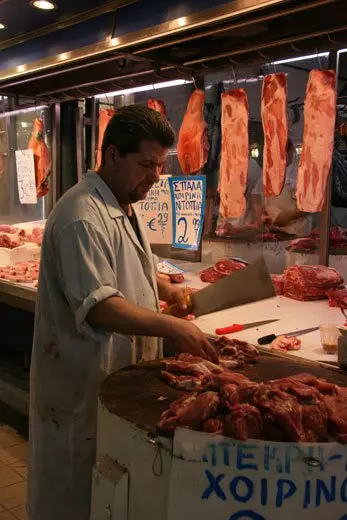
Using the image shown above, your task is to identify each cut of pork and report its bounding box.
[296,70,337,212]
[261,73,288,197]
[177,90,209,174]
[219,89,249,218]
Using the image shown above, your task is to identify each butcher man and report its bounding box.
[28,105,217,520]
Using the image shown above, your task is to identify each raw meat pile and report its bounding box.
[200,258,247,283]
[219,89,249,218]
[147,99,167,117]
[270,335,301,352]
[283,265,343,301]
[0,225,43,249]
[326,288,347,309]
[271,274,284,295]
[261,73,288,197]
[177,90,209,174]
[158,371,347,444]
[28,118,51,198]
[287,226,347,252]
[215,219,259,239]
[161,337,259,392]
[0,260,39,284]
[296,70,337,212]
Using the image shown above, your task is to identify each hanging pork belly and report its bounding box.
[261,73,288,197]
[218,89,249,219]
[96,109,116,169]
[177,89,209,174]
[28,118,51,198]
[147,99,167,117]
[296,69,337,212]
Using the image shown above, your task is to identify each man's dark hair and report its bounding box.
[101,104,175,163]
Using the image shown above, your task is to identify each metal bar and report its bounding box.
[6,96,17,213]
[37,68,157,97]
[51,103,61,204]
[183,23,347,66]
[90,98,98,171]
[0,54,128,90]
[0,0,325,84]
[76,105,84,182]
[318,50,339,265]
[0,0,136,53]
[134,0,337,57]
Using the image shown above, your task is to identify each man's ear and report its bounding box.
[105,144,120,165]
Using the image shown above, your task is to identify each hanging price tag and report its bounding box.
[169,175,206,251]
[15,149,37,205]
[136,176,173,244]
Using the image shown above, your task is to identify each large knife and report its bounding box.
[164,257,275,318]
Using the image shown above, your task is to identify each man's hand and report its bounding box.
[156,276,192,317]
[171,320,219,364]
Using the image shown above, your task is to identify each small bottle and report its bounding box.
[337,326,347,370]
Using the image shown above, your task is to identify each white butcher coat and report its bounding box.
[28,171,161,520]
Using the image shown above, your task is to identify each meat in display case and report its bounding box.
[0,106,51,296]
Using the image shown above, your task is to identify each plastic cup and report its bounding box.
[320,324,339,354]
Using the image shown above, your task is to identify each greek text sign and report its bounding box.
[168,429,347,520]
[136,176,172,244]
[169,175,205,251]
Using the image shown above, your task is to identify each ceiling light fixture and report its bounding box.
[30,0,57,10]
[272,52,329,66]
[0,23,7,30]
[95,79,192,99]
[0,105,48,120]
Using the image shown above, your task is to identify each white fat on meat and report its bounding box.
[296,70,337,212]
[219,89,249,218]
[261,73,288,197]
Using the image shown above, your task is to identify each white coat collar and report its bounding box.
[86,170,124,220]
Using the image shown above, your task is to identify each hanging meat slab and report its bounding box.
[147,99,167,117]
[96,109,116,169]
[261,73,288,197]
[177,90,209,174]
[296,69,337,212]
[218,89,249,218]
[28,119,51,198]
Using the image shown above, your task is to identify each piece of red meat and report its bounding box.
[168,273,185,283]
[202,372,251,391]
[270,335,301,352]
[302,402,328,442]
[213,259,247,276]
[220,384,239,410]
[200,266,224,284]
[326,288,347,309]
[323,394,347,438]
[271,274,285,295]
[203,418,225,435]
[161,371,204,391]
[225,404,263,441]
[283,265,343,301]
[286,237,317,252]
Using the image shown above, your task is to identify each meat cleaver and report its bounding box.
[164,257,276,318]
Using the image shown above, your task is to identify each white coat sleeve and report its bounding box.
[55,220,124,341]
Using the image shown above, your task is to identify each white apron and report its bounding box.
[28,172,161,520]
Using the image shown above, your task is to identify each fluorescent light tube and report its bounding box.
[95,79,192,99]
[0,105,48,119]
[272,52,329,65]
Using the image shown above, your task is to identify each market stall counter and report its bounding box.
[91,350,347,520]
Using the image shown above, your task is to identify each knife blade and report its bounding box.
[163,257,275,318]
[258,326,320,345]
[215,319,279,336]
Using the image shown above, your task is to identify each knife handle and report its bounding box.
[258,334,277,345]
[215,324,245,335]
[162,294,193,317]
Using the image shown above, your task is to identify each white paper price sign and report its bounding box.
[136,176,172,244]
[169,175,206,251]
[168,429,347,520]
[15,149,37,205]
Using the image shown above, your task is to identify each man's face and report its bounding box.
[106,140,168,204]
